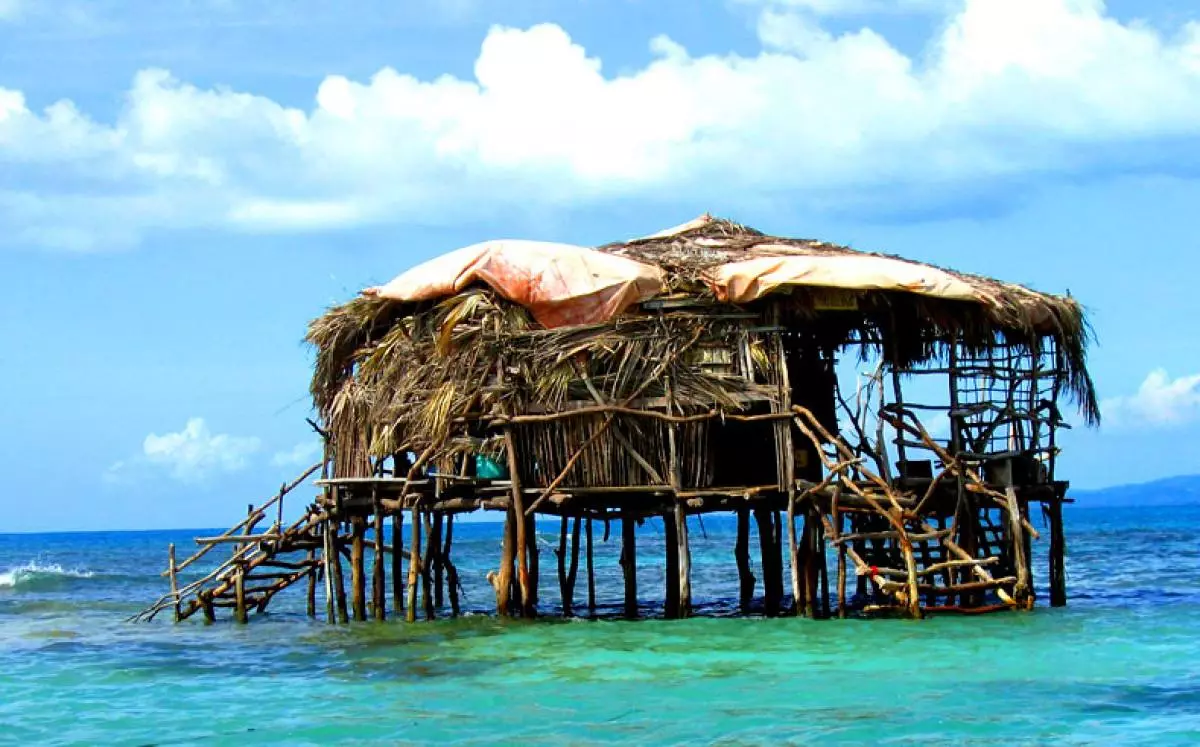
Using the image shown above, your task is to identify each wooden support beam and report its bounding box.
[503,427,534,617]
[349,517,367,621]
[674,502,692,619]
[444,515,461,617]
[557,516,572,616]
[621,516,638,620]
[755,508,782,617]
[168,544,180,623]
[392,512,404,615]
[735,508,755,614]
[406,505,421,622]
[373,498,386,621]
[585,517,596,615]
[421,511,435,621]
[493,508,515,616]
[431,512,444,610]
[664,513,679,618]
[306,548,317,618]
[1048,496,1067,607]
[566,516,580,617]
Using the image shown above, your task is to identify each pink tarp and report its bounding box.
[363,240,666,329]
[704,252,981,305]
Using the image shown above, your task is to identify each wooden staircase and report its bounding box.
[130,462,325,623]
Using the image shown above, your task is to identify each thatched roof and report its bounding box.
[307,215,1098,464]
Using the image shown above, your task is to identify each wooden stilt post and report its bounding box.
[392,512,404,615]
[816,508,830,619]
[567,516,581,616]
[1049,495,1067,607]
[421,511,435,620]
[1006,488,1032,609]
[431,513,444,610]
[664,513,680,618]
[526,512,540,610]
[833,485,846,618]
[621,515,638,619]
[201,592,215,624]
[234,504,252,624]
[557,516,571,616]
[444,515,460,617]
[306,548,317,618]
[323,520,335,623]
[372,499,386,622]
[675,505,691,619]
[585,517,596,615]
[735,507,755,614]
[494,508,515,616]
[800,508,817,617]
[350,517,367,621]
[787,493,800,617]
[503,427,534,617]
[755,508,781,617]
[168,544,181,623]
[405,505,421,622]
[333,522,349,624]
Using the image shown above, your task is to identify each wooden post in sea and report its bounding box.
[350,517,367,622]
[406,504,421,622]
[421,511,435,620]
[1049,493,1067,607]
[754,507,781,617]
[431,513,444,610]
[585,517,596,615]
[372,495,386,621]
[557,516,573,617]
[503,426,534,617]
[735,507,754,614]
[664,512,680,618]
[444,515,461,617]
[621,514,638,619]
[168,543,181,623]
[306,548,317,618]
[392,512,404,616]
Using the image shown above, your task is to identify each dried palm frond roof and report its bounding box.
[308,214,1098,433]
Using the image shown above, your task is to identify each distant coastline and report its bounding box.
[1070,474,1200,508]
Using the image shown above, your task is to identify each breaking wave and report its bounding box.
[0,562,96,591]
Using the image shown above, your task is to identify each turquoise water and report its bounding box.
[2,507,1199,745]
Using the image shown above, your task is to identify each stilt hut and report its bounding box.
[136,214,1096,624]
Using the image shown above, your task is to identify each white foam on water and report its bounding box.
[0,561,95,589]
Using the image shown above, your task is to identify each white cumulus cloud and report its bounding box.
[1102,369,1200,428]
[3,0,1200,249]
[107,418,262,483]
[0,0,20,21]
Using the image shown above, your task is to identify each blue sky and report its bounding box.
[3,0,1200,531]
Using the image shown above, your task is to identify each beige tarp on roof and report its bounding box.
[704,251,981,305]
[363,240,666,329]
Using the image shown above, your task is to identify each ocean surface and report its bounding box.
[2,505,1199,745]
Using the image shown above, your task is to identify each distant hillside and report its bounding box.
[1070,474,1200,508]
